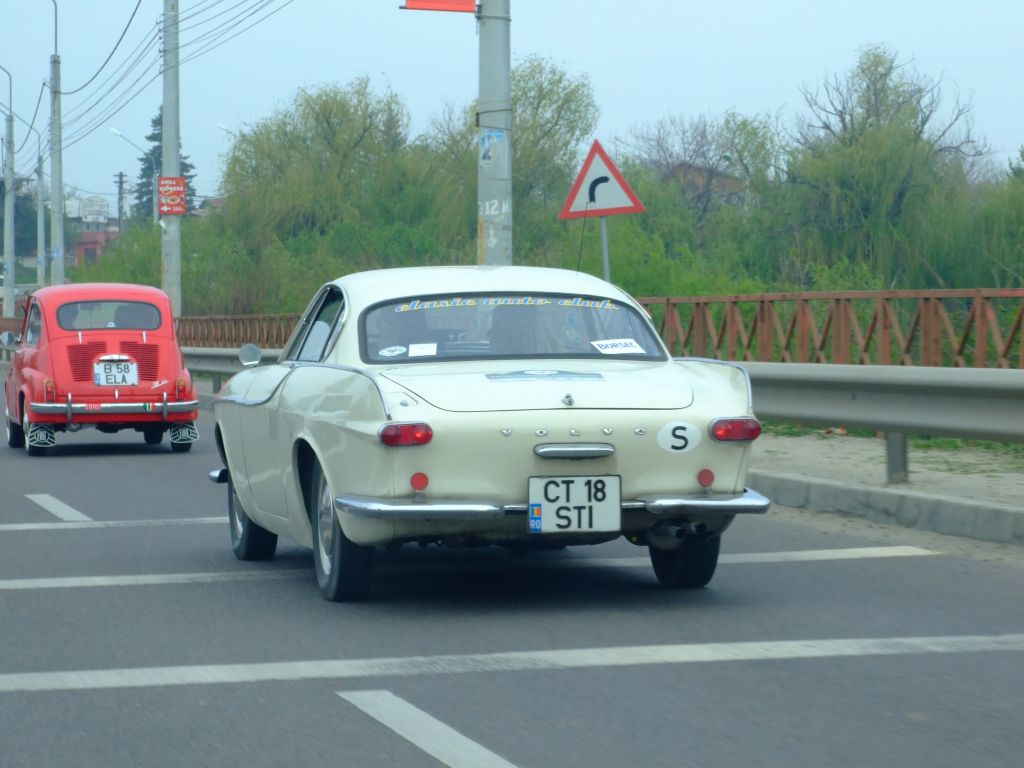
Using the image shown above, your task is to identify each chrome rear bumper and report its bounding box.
[335,488,771,521]
[31,395,199,420]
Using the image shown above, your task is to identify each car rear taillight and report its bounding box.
[43,379,57,402]
[379,423,433,446]
[175,377,188,400]
[710,418,762,442]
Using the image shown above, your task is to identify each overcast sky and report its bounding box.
[3,0,1021,209]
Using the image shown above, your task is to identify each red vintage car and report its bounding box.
[1,283,199,456]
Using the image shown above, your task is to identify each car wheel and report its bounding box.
[143,427,163,445]
[649,535,721,588]
[23,413,47,457]
[310,461,374,602]
[228,480,277,560]
[5,403,24,448]
[170,441,192,453]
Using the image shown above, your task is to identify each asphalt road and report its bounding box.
[1,410,1022,768]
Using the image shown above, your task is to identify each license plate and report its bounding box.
[527,475,621,534]
[94,361,138,386]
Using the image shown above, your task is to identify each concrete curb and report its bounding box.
[748,469,1024,545]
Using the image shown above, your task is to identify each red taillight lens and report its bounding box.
[43,379,57,402]
[710,418,762,442]
[379,423,433,447]
[175,377,188,401]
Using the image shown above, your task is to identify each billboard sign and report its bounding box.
[158,176,187,216]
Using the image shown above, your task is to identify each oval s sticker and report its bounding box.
[657,421,701,453]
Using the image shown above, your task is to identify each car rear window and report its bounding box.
[361,293,667,363]
[57,301,162,331]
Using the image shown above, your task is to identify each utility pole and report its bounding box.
[50,2,65,286]
[161,0,182,316]
[476,0,512,265]
[114,172,126,232]
[36,153,45,287]
[1,65,14,318]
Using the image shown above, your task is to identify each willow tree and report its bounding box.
[786,45,984,287]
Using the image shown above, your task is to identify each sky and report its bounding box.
[2,0,1022,211]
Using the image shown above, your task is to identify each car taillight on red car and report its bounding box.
[175,377,188,401]
[709,418,762,442]
[43,379,57,402]
[379,423,433,446]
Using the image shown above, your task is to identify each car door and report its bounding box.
[11,301,44,421]
[241,286,346,518]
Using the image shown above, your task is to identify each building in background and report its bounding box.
[64,195,119,266]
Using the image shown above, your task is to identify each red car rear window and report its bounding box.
[57,301,162,331]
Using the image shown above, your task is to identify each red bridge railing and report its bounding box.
[7,289,1018,368]
[635,289,1024,368]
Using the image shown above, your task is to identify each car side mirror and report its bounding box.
[238,342,262,367]
[0,331,17,348]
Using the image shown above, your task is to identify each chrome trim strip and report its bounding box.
[335,488,770,521]
[336,494,505,520]
[31,400,199,415]
[639,488,771,514]
[534,442,615,459]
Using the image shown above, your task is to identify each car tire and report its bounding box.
[311,461,374,602]
[170,441,192,453]
[228,480,277,560]
[143,427,163,445]
[23,413,46,457]
[5,402,24,448]
[649,535,721,588]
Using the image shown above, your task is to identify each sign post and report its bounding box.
[560,140,644,281]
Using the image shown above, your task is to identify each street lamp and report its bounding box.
[110,127,158,222]
[0,64,15,317]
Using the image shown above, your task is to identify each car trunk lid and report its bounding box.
[378,362,694,412]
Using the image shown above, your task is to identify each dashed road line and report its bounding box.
[1,633,1021,694]
[0,517,223,532]
[25,494,92,522]
[338,690,519,768]
[0,546,938,591]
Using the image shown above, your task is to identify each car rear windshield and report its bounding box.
[56,301,162,331]
[361,293,667,363]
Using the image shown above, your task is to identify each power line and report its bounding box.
[59,0,144,96]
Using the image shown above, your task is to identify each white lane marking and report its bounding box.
[25,494,92,522]
[0,570,308,591]
[0,517,223,532]
[0,546,938,591]
[338,690,519,768]
[1,633,1022,694]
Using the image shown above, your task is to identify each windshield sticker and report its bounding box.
[591,338,645,354]
[378,345,407,358]
[408,343,438,357]
[396,298,477,312]
[558,298,619,310]
[486,370,605,381]
[481,296,552,306]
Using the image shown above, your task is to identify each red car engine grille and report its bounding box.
[67,342,108,381]
[120,342,160,380]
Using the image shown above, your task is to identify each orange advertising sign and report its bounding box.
[158,176,187,216]
[403,0,476,11]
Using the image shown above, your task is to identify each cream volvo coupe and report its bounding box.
[210,266,770,601]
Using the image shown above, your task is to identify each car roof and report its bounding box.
[334,266,634,313]
[31,283,171,305]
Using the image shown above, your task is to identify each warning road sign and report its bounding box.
[559,140,645,220]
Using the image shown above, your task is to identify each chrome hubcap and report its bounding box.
[316,474,334,577]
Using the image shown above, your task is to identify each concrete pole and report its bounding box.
[161,0,182,316]
[2,110,13,318]
[476,0,512,265]
[37,152,46,287]
[50,53,65,285]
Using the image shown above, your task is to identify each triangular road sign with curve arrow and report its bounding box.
[559,139,645,220]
